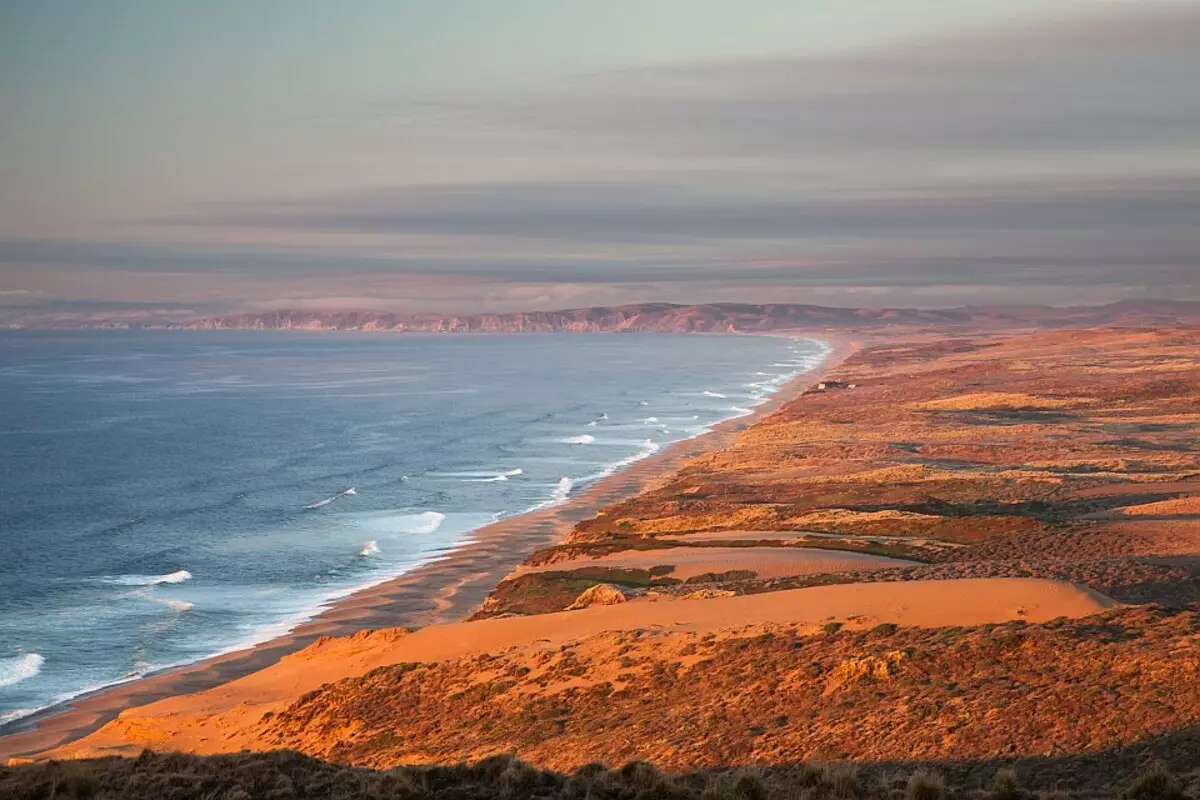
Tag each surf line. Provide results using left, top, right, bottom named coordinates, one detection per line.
left=305, top=487, right=357, bottom=510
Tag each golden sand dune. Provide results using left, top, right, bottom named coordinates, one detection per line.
left=1118, top=496, right=1200, bottom=516
left=38, top=577, right=1114, bottom=761
left=515, top=545, right=915, bottom=580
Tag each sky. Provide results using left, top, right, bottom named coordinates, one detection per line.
left=1, top=0, right=1198, bottom=317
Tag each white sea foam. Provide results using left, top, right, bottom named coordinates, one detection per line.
left=563, top=434, right=595, bottom=444
left=702, top=390, right=726, bottom=399
left=360, top=540, right=380, bottom=556
left=444, top=467, right=523, bottom=481
left=0, top=652, right=44, bottom=688
left=154, top=598, right=193, bottom=612
left=305, top=487, right=357, bottom=509
left=0, top=707, right=38, bottom=726
left=395, top=511, right=446, bottom=534
left=587, top=420, right=598, bottom=427
left=107, top=569, right=193, bottom=587
left=642, top=416, right=659, bottom=423
left=579, top=438, right=661, bottom=483
left=485, top=468, right=522, bottom=481
left=550, top=476, right=573, bottom=504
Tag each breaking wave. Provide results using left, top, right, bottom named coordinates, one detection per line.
left=360, top=540, right=380, bottom=556
left=562, top=434, right=595, bottom=445
left=484, top=468, right=523, bottom=482
left=550, top=477, right=573, bottom=504
left=107, top=569, right=193, bottom=587
left=0, top=652, right=44, bottom=688
left=702, top=390, right=726, bottom=399
left=153, top=598, right=193, bottom=612
left=395, top=511, right=446, bottom=534
left=305, top=487, right=357, bottom=510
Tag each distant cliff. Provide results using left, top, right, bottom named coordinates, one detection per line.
left=160, top=303, right=976, bottom=333
left=5, top=300, right=1200, bottom=332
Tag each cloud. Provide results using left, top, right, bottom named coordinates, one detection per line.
left=152, top=3, right=1199, bottom=303
left=492, top=4, right=1200, bottom=159
left=0, top=289, right=46, bottom=307
left=184, top=176, right=1200, bottom=247
left=5, top=4, right=1199, bottom=310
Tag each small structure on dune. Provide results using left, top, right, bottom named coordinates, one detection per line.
left=812, top=380, right=856, bottom=392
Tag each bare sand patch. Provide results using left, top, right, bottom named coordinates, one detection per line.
left=36, top=577, right=1114, bottom=761
left=909, top=392, right=1096, bottom=411
left=516, top=545, right=914, bottom=580
left=1118, top=496, right=1200, bottom=516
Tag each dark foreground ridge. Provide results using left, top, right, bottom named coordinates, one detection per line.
left=2, top=748, right=1196, bottom=800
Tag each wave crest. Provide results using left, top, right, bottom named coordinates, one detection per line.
left=550, top=477, right=573, bottom=504
left=108, top=569, right=192, bottom=587
left=396, top=511, right=446, bottom=534
left=305, top=487, right=357, bottom=510
left=360, top=540, right=380, bottom=556
left=154, top=598, right=193, bottom=612
left=562, top=434, right=595, bottom=445
left=479, top=467, right=523, bottom=482
left=0, top=652, right=44, bottom=688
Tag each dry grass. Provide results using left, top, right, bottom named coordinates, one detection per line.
left=2, top=748, right=1196, bottom=799
left=239, top=606, right=1200, bottom=776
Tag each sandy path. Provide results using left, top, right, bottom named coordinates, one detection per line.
left=34, top=577, right=1114, bottom=761
left=517, top=545, right=915, bottom=579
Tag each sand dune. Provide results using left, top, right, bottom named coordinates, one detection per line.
left=37, top=577, right=1113, bottom=761
left=516, top=545, right=915, bottom=580
left=1118, top=496, right=1200, bottom=516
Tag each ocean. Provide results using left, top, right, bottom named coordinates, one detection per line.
left=0, top=331, right=828, bottom=726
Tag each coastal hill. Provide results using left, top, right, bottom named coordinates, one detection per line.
left=9, top=325, right=1198, bottom=798
left=5, top=299, right=1200, bottom=332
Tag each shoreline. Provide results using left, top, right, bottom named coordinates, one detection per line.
left=0, top=332, right=858, bottom=763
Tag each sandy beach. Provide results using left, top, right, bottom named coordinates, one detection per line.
left=0, top=332, right=857, bottom=763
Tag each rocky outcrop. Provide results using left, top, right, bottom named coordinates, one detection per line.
left=566, top=583, right=629, bottom=609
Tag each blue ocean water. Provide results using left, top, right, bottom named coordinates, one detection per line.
left=0, top=331, right=828, bottom=725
